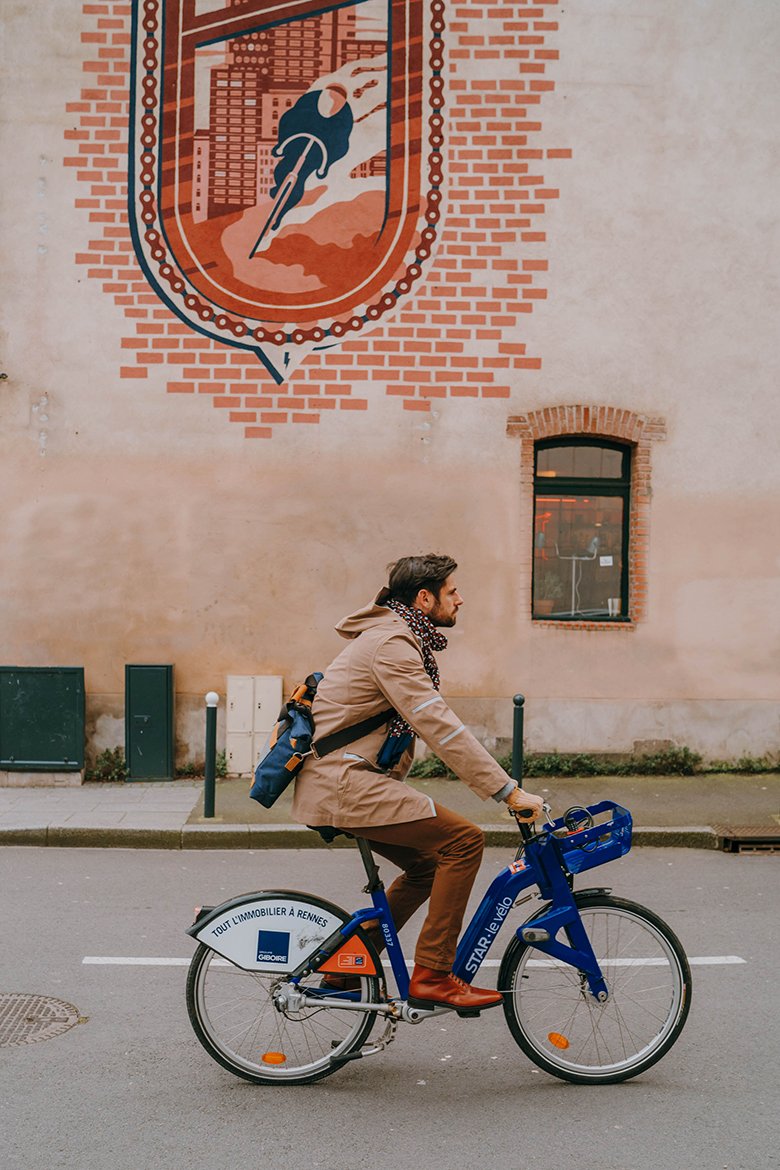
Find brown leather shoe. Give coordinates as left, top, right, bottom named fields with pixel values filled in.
left=408, top=965, right=504, bottom=1016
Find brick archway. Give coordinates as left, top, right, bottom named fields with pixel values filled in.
left=507, top=406, right=667, bottom=626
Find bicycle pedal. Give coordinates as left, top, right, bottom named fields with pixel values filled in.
left=406, top=997, right=444, bottom=1012
left=408, top=998, right=481, bottom=1018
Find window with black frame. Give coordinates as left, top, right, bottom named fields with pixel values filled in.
left=532, top=438, right=630, bottom=621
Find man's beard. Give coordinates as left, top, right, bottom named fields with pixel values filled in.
left=430, top=609, right=457, bottom=628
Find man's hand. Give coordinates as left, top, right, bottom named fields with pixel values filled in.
left=505, top=787, right=545, bottom=821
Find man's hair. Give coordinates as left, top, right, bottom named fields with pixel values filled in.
left=382, top=554, right=458, bottom=606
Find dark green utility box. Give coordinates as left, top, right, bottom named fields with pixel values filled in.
left=125, top=665, right=175, bottom=781
left=0, top=667, right=85, bottom=771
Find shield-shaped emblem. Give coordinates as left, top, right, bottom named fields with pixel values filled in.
left=129, top=0, right=444, bottom=382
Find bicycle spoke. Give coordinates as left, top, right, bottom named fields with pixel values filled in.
left=187, top=900, right=381, bottom=1084
left=504, top=896, right=690, bottom=1083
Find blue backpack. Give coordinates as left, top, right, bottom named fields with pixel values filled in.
left=250, top=673, right=393, bottom=808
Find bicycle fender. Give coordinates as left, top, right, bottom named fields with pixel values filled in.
left=187, top=890, right=352, bottom=974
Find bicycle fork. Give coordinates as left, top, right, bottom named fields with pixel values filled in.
left=521, top=906, right=609, bottom=1002
left=520, top=843, right=610, bottom=1003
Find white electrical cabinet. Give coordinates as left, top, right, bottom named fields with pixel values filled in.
left=225, top=675, right=283, bottom=776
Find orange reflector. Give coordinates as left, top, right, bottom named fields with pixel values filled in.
left=261, top=1052, right=287, bottom=1065
left=548, top=1032, right=570, bottom=1050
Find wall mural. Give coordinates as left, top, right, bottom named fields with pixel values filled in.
left=67, top=0, right=567, bottom=437
left=130, top=0, right=443, bottom=381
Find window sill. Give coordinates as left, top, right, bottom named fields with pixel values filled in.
left=532, top=617, right=636, bottom=631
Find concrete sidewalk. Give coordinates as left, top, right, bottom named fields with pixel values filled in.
left=0, top=772, right=778, bottom=849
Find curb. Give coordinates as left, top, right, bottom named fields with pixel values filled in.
left=0, top=823, right=721, bottom=850
left=632, top=826, right=719, bottom=849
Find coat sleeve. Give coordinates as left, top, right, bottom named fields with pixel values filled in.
left=371, top=633, right=512, bottom=802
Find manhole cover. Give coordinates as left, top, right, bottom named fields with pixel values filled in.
left=0, top=994, right=82, bottom=1048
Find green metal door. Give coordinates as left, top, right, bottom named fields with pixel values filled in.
left=125, top=665, right=174, bottom=780
left=0, top=667, right=85, bottom=771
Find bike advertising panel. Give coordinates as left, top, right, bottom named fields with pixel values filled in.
left=193, top=896, right=344, bottom=971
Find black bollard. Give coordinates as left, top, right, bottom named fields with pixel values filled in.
left=511, top=693, right=525, bottom=783
left=203, top=691, right=219, bottom=819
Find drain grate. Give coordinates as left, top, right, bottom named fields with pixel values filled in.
left=0, top=993, right=82, bottom=1048
left=714, top=825, right=780, bottom=855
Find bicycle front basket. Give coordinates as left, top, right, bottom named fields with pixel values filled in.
left=554, top=802, right=633, bottom=875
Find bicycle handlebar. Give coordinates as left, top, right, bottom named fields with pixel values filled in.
left=510, top=801, right=554, bottom=842
left=511, top=808, right=538, bottom=842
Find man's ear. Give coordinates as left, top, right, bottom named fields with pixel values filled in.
left=414, top=588, right=435, bottom=614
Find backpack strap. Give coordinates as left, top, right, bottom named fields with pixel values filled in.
left=311, top=708, right=394, bottom=760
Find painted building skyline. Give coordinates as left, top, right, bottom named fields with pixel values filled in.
left=200, top=4, right=387, bottom=218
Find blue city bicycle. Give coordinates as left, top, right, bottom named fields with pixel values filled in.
left=185, top=801, right=692, bottom=1085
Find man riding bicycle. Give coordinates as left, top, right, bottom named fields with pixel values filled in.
left=291, top=554, right=544, bottom=1013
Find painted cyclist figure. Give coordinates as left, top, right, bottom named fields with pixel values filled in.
left=291, top=554, right=544, bottom=1013
left=250, top=84, right=353, bottom=255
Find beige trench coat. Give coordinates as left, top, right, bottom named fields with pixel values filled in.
left=291, top=600, right=513, bottom=829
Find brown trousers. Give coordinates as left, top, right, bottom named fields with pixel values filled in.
left=343, top=802, right=484, bottom=971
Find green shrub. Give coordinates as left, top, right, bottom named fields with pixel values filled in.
left=514, top=752, right=603, bottom=778
left=85, top=747, right=127, bottom=782
left=175, top=760, right=201, bottom=777
left=617, top=746, right=702, bottom=776
left=706, top=754, right=774, bottom=774
left=174, top=751, right=228, bottom=779
left=416, top=745, right=708, bottom=780
left=408, top=755, right=454, bottom=779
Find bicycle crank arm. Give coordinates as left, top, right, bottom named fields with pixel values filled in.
left=399, top=1001, right=454, bottom=1023
left=330, top=1017, right=398, bottom=1065
left=329, top=1040, right=387, bottom=1065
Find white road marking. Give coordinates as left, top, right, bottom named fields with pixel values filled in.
left=85, top=957, right=190, bottom=965
left=83, top=954, right=747, bottom=968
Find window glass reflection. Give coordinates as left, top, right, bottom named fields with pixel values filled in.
left=536, top=444, right=624, bottom=479
left=533, top=494, right=624, bottom=619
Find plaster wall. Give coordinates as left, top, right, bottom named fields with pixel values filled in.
left=2, top=0, right=778, bottom=763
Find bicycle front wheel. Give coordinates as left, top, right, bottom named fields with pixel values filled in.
left=500, top=893, right=692, bottom=1084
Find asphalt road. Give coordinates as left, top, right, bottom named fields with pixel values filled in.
left=1, top=845, right=778, bottom=1170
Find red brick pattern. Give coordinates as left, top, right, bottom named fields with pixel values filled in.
left=65, top=0, right=569, bottom=437
left=507, top=406, right=668, bottom=627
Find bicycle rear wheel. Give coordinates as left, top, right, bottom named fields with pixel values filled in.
left=500, top=893, right=692, bottom=1084
left=186, top=891, right=382, bottom=1085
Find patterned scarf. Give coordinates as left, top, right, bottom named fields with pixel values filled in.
left=385, top=598, right=448, bottom=738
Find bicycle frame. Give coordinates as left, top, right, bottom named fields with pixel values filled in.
left=294, top=823, right=615, bottom=1004
left=455, top=831, right=609, bottom=1001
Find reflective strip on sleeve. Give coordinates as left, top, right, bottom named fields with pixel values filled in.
left=439, top=724, right=465, bottom=746
left=412, top=694, right=444, bottom=714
